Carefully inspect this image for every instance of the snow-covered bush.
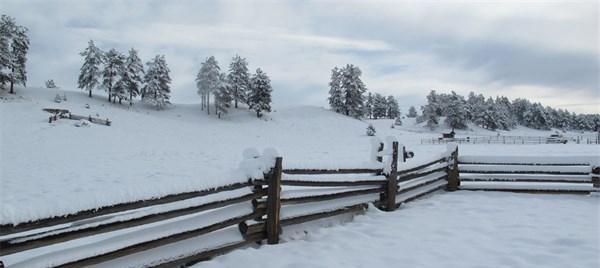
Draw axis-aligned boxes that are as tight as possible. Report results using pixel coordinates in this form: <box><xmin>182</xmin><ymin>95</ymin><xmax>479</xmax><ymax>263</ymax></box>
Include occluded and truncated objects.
<box><xmin>366</xmin><ymin>124</ymin><xmax>376</xmax><ymax>136</ymax></box>
<box><xmin>45</xmin><ymin>80</ymin><xmax>57</xmax><ymax>88</ymax></box>
<box><xmin>74</xmin><ymin>119</ymin><xmax>91</xmax><ymax>127</ymax></box>
<box><xmin>394</xmin><ymin>117</ymin><xmax>402</xmax><ymax>126</ymax></box>
<box><xmin>54</xmin><ymin>94</ymin><xmax>62</xmax><ymax>103</ymax></box>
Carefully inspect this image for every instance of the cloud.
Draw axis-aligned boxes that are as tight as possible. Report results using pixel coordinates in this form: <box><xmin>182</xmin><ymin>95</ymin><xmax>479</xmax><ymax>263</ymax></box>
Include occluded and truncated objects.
<box><xmin>2</xmin><ymin>0</ymin><xmax>598</xmax><ymax>113</ymax></box>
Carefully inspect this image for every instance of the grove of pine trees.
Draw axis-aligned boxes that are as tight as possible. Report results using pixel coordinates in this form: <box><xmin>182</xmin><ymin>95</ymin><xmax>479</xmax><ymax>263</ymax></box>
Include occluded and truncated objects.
<box><xmin>329</xmin><ymin>64</ymin><xmax>400</xmax><ymax>121</ymax></box>
<box><xmin>77</xmin><ymin>40</ymin><xmax>167</xmax><ymax>108</ymax></box>
<box><xmin>196</xmin><ymin>55</ymin><xmax>272</xmax><ymax>118</ymax></box>
<box><xmin>420</xmin><ymin>90</ymin><xmax>600</xmax><ymax>131</ymax></box>
<box><xmin>0</xmin><ymin>15</ymin><xmax>30</xmax><ymax>94</ymax></box>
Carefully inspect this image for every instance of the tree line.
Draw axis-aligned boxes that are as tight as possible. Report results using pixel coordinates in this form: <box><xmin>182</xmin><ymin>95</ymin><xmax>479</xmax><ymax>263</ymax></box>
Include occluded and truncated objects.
<box><xmin>0</xmin><ymin>15</ymin><xmax>30</xmax><ymax>94</ymax></box>
<box><xmin>78</xmin><ymin>40</ymin><xmax>272</xmax><ymax>117</ymax></box>
<box><xmin>419</xmin><ymin>90</ymin><xmax>600</xmax><ymax>131</ymax></box>
<box><xmin>328</xmin><ymin>64</ymin><xmax>400</xmax><ymax>120</ymax></box>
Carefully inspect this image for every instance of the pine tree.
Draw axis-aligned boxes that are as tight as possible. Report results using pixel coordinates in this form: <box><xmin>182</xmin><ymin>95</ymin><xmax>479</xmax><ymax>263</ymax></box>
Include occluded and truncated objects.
<box><xmin>102</xmin><ymin>49</ymin><xmax>125</xmax><ymax>102</ymax></box>
<box><xmin>495</xmin><ymin>96</ymin><xmax>516</xmax><ymax>130</ymax></box>
<box><xmin>340</xmin><ymin>64</ymin><xmax>366</xmax><ymax>118</ymax></box>
<box><xmin>328</xmin><ymin>67</ymin><xmax>344</xmax><ymax>113</ymax></box>
<box><xmin>386</xmin><ymin>95</ymin><xmax>400</xmax><ymax>119</ymax></box>
<box><xmin>227</xmin><ymin>55</ymin><xmax>250</xmax><ymax>108</ymax></box>
<box><xmin>480</xmin><ymin>97</ymin><xmax>502</xmax><ymax>130</ymax></box>
<box><xmin>407</xmin><ymin>106</ymin><xmax>418</xmax><ymax>118</ymax></box>
<box><xmin>422</xmin><ymin>104</ymin><xmax>439</xmax><ymax>130</ymax></box>
<box><xmin>248</xmin><ymin>68</ymin><xmax>272</xmax><ymax>118</ymax></box>
<box><xmin>119</xmin><ymin>48</ymin><xmax>144</xmax><ymax>106</ymax></box>
<box><xmin>0</xmin><ymin>17</ymin><xmax>10</xmax><ymax>89</ymax></box>
<box><xmin>0</xmin><ymin>15</ymin><xmax>29</xmax><ymax>94</ymax></box>
<box><xmin>467</xmin><ymin>92</ymin><xmax>486</xmax><ymax>128</ymax></box>
<box><xmin>77</xmin><ymin>40</ymin><xmax>104</xmax><ymax>98</ymax></box>
<box><xmin>372</xmin><ymin>93</ymin><xmax>387</xmax><ymax>119</ymax></box>
<box><xmin>196</xmin><ymin>56</ymin><xmax>220</xmax><ymax>115</ymax></box>
<box><xmin>444</xmin><ymin>91</ymin><xmax>468</xmax><ymax>129</ymax></box>
<box><xmin>142</xmin><ymin>55</ymin><xmax>171</xmax><ymax>109</ymax></box>
<box><xmin>214</xmin><ymin>73</ymin><xmax>232</xmax><ymax>118</ymax></box>
<box><xmin>366</xmin><ymin>124</ymin><xmax>376</xmax><ymax>136</ymax></box>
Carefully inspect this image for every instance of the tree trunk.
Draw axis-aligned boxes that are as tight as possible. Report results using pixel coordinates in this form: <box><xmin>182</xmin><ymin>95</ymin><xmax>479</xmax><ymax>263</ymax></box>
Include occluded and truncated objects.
<box><xmin>130</xmin><ymin>91</ymin><xmax>133</xmax><ymax>106</ymax></box>
<box><xmin>256</xmin><ymin>110</ymin><xmax>260</xmax><ymax>117</ymax></box>
<box><xmin>9</xmin><ymin>67</ymin><xmax>14</xmax><ymax>94</ymax></box>
<box><xmin>89</xmin><ymin>89</ymin><xmax>92</xmax><ymax>98</ymax></box>
<box><xmin>235</xmin><ymin>92</ymin><xmax>238</xmax><ymax>108</ymax></box>
<box><xmin>207</xmin><ymin>92</ymin><xmax>210</xmax><ymax>115</ymax></box>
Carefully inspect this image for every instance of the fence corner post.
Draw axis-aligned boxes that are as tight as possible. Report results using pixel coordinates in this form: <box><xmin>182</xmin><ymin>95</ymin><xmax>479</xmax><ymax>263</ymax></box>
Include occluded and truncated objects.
<box><xmin>266</xmin><ymin>157</ymin><xmax>282</xmax><ymax>244</ymax></box>
<box><xmin>592</xmin><ymin>167</ymin><xmax>600</xmax><ymax>192</ymax></box>
<box><xmin>384</xmin><ymin>142</ymin><xmax>399</xmax><ymax>211</ymax></box>
<box><xmin>446</xmin><ymin>147</ymin><xmax>460</xmax><ymax>191</ymax></box>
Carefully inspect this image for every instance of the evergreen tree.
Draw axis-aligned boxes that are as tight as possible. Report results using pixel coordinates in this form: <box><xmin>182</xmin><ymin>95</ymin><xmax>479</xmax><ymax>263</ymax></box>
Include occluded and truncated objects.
<box><xmin>77</xmin><ymin>40</ymin><xmax>104</xmax><ymax>98</ymax></box>
<box><xmin>366</xmin><ymin>124</ymin><xmax>376</xmax><ymax>136</ymax></box>
<box><xmin>480</xmin><ymin>98</ymin><xmax>501</xmax><ymax>130</ymax></box>
<box><xmin>328</xmin><ymin>67</ymin><xmax>344</xmax><ymax>113</ymax></box>
<box><xmin>372</xmin><ymin>93</ymin><xmax>387</xmax><ymax>119</ymax></box>
<box><xmin>142</xmin><ymin>55</ymin><xmax>171</xmax><ymax>109</ymax></box>
<box><xmin>407</xmin><ymin>106</ymin><xmax>418</xmax><ymax>118</ymax></box>
<box><xmin>444</xmin><ymin>91</ymin><xmax>468</xmax><ymax>129</ymax></box>
<box><xmin>102</xmin><ymin>48</ymin><xmax>124</xmax><ymax>102</ymax></box>
<box><xmin>196</xmin><ymin>56</ymin><xmax>220</xmax><ymax>115</ymax></box>
<box><xmin>0</xmin><ymin>15</ymin><xmax>29</xmax><ymax>94</ymax></box>
<box><xmin>467</xmin><ymin>92</ymin><xmax>486</xmax><ymax>127</ymax></box>
<box><xmin>119</xmin><ymin>48</ymin><xmax>144</xmax><ymax>106</ymax></box>
<box><xmin>495</xmin><ymin>96</ymin><xmax>516</xmax><ymax>130</ymax></box>
<box><xmin>523</xmin><ymin>103</ymin><xmax>550</xmax><ymax>130</ymax></box>
<box><xmin>0</xmin><ymin>17</ymin><xmax>9</xmax><ymax>89</ymax></box>
<box><xmin>386</xmin><ymin>95</ymin><xmax>400</xmax><ymax>119</ymax></box>
<box><xmin>511</xmin><ymin>98</ymin><xmax>531</xmax><ymax>125</ymax></box>
<box><xmin>214</xmin><ymin>73</ymin><xmax>232</xmax><ymax>118</ymax></box>
<box><xmin>227</xmin><ymin>55</ymin><xmax>250</xmax><ymax>108</ymax></box>
<box><xmin>340</xmin><ymin>64</ymin><xmax>366</xmax><ymax>118</ymax></box>
<box><xmin>422</xmin><ymin>104</ymin><xmax>439</xmax><ymax>130</ymax></box>
<box><xmin>248</xmin><ymin>68</ymin><xmax>272</xmax><ymax>118</ymax></box>
<box><xmin>364</xmin><ymin>92</ymin><xmax>374</xmax><ymax>119</ymax></box>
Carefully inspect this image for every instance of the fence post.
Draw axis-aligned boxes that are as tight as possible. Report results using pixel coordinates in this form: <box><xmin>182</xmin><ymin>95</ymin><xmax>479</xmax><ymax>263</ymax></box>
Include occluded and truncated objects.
<box><xmin>266</xmin><ymin>157</ymin><xmax>282</xmax><ymax>244</ymax></box>
<box><xmin>384</xmin><ymin>142</ymin><xmax>399</xmax><ymax>211</ymax></box>
<box><xmin>446</xmin><ymin>147</ymin><xmax>460</xmax><ymax>191</ymax></box>
<box><xmin>592</xmin><ymin>167</ymin><xmax>600</xmax><ymax>192</ymax></box>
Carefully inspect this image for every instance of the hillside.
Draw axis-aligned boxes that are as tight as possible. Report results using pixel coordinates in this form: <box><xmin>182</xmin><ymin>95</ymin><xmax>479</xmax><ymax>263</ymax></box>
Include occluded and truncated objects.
<box><xmin>1</xmin><ymin>86</ymin><xmax>598</xmax><ymax>225</ymax></box>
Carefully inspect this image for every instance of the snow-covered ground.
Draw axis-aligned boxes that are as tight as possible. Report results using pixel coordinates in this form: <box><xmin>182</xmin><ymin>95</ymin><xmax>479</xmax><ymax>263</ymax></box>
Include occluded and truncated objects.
<box><xmin>1</xmin><ymin>86</ymin><xmax>599</xmax><ymax>225</ymax></box>
<box><xmin>199</xmin><ymin>191</ymin><xmax>600</xmax><ymax>268</ymax></box>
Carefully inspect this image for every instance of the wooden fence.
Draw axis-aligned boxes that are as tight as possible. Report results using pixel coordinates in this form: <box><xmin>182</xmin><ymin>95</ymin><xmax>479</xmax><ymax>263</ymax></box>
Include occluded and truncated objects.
<box><xmin>421</xmin><ymin>134</ymin><xmax>600</xmax><ymax>145</ymax></box>
<box><xmin>1</xmin><ymin>145</ymin><xmax>598</xmax><ymax>267</ymax></box>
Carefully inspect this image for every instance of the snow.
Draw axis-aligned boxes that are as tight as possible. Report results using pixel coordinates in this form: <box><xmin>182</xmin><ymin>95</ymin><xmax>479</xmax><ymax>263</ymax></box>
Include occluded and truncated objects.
<box><xmin>459</xmin><ymin>164</ymin><xmax>592</xmax><ymax>173</ymax></box>
<box><xmin>460</xmin><ymin>181</ymin><xmax>594</xmax><ymax>191</ymax></box>
<box><xmin>199</xmin><ymin>192</ymin><xmax>600</xmax><ymax>268</ymax></box>
<box><xmin>2</xmin><ymin>86</ymin><xmax>600</xmax><ymax>266</ymax></box>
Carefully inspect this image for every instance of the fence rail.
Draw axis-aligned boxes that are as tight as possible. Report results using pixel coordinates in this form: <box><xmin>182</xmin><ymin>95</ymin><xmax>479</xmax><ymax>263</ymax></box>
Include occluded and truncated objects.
<box><xmin>1</xmin><ymin>144</ymin><xmax>598</xmax><ymax>267</ymax></box>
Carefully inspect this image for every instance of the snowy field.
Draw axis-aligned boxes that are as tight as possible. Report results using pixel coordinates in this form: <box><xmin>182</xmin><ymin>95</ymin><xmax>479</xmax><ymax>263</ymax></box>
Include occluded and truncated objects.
<box><xmin>1</xmin><ymin>86</ymin><xmax>599</xmax><ymax>225</ymax></box>
<box><xmin>200</xmin><ymin>191</ymin><xmax>600</xmax><ymax>268</ymax></box>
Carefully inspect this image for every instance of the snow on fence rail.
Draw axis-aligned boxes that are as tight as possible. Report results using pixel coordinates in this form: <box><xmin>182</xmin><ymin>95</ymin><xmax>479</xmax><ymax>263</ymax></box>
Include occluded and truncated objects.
<box><xmin>1</xmin><ymin>143</ymin><xmax>598</xmax><ymax>267</ymax></box>
<box><xmin>458</xmin><ymin>155</ymin><xmax>599</xmax><ymax>194</ymax></box>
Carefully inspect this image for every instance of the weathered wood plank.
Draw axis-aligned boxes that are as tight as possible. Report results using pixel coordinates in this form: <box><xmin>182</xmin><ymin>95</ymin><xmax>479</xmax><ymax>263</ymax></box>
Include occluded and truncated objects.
<box><xmin>458</xmin><ymin>162</ymin><xmax>590</xmax><ymax>166</ymax></box>
<box><xmin>384</xmin><ymin>141</ymin><xmax>398</xmax><ymax>211</ymax></box>
<box><xmin>398</xmin><ymin>166</ymin><xmax>447</xmax><ymax>182</ymax></box>
<box><xmin>397</xmin><ymin>157</ymin><xmax>447</xmax><ymax>176</ymax></box>
<box><xmin>0</xmin><ymin>191</ymin><xmax>265</xmax><ymax>256</ymax></box>
<box><xmin>459</xmin><ymin>178</ymin><xmax>592</xmax><ymax>183</ymax></box>
<box><xmin>150</xmin><ymin>233</ymin><xmax>265</xmax><ymax>268</ymax></box>
<box><xmin>458</xmin><ymin>170</ymin><xmax>589</xmax><ymax>175</ymax></box>
<box><xmin>397</xmin><ymin>175</ymin><xmax>448</xmax><ymax>194</ymax></box>
<box><xmin>54</xmin><ymin>211</ymin><xmax>262</xmax><ymax>268</ymax></box>
<box><xmin>280</xmin><ymin>187</ymin><xmax>382</xmax><ymax>205</ymax></box>
<box><xmin>0</xmin><ymin>182</ymin><xmax>251</xmax><ymax>236</ymax></box>
<box><xmin>280</xmin><ymin>203</ymin><xmax>369</xmax><ymax>227</ymax></box>
<box><xmin>280</xmin><ymin>180</ymin><xmax>387</xmax><ymax>187</ymax></box>
<box><xmin>459</xmin><ymin>188</ymin><xmax>591</xmax><ymax>194</ymax></box>
<box><xmin>282</xmin><ymin>169</ymin><xmax>383</xmax><ymax>175</ymax></box>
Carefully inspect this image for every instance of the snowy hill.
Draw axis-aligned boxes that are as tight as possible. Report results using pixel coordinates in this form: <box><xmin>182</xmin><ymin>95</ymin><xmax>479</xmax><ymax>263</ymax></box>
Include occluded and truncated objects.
<box><xmin>1</xmin><ymin>86</ymin><xmax>599</xmax><ymax>224</ymax></box>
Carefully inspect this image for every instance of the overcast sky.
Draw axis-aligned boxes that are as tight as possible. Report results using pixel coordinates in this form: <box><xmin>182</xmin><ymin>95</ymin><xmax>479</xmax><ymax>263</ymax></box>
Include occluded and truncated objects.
<box><xmin>4</xmin><ymin>0</ymin><xmax>599</xmax><ymax>113</ymax></box>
